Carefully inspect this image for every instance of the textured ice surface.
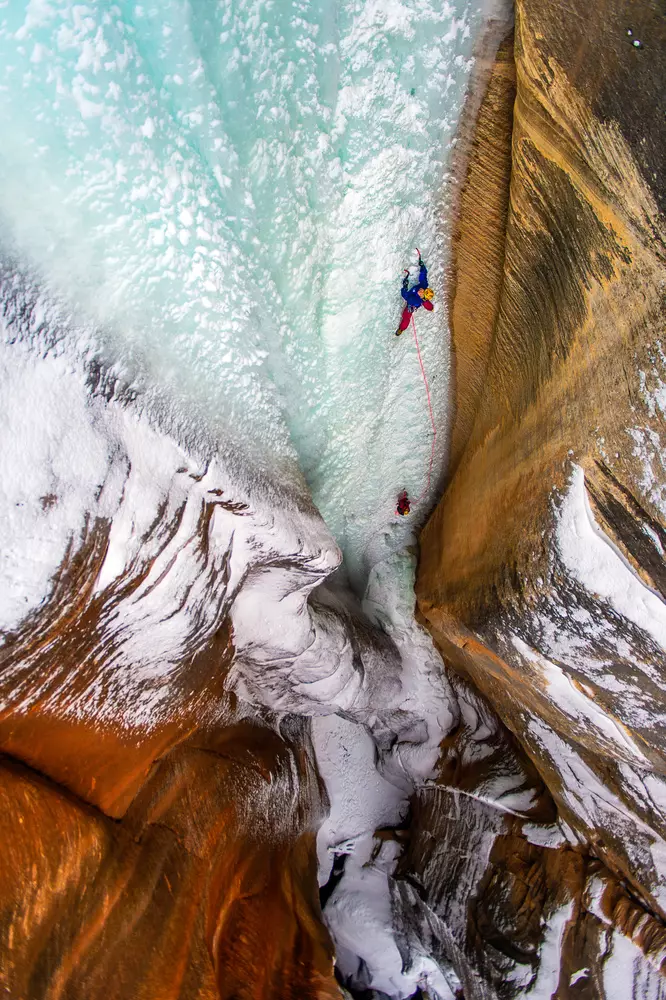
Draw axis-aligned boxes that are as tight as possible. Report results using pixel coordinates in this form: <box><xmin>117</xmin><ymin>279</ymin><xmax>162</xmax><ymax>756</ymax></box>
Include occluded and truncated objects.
<box><xmin>0</xmin><ymin>2</ymin><xmax>503</xmax><ymax>997</ymax></box>
<box><xmin>0</xmin><ymin>0</ymin><xmax>492</xmax><ymax>596</ymax></box>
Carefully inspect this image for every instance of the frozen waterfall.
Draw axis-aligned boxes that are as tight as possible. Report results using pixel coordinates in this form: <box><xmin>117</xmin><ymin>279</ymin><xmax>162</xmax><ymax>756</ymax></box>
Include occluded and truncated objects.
<box><xmin>0</xmin><ymin>2</ymin><xmax>507</xmax><ymax>997</ymax></box>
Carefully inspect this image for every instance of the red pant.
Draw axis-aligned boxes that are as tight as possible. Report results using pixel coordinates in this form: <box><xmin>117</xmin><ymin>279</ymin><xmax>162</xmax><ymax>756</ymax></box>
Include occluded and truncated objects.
<box><xmin>397</xmin><ymin>306</ymin><xmax>413</xmax><ymax>332</ymax></box>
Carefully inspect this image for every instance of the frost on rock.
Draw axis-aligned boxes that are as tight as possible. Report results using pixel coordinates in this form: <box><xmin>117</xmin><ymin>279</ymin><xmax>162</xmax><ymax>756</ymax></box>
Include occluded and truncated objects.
<box><xmin>0</xmin><ymin>267</ymin><xmax>462</xmax><ymax>998</ymax></box>
<box><xmin>0</xmin><ymin>0</ymin><xmax>497</xmax><ymax>991</ymax></box>
<box><xmin>485</xmin><ymin>465</ymin><xmax>666</xmax><ymax>915</ymax></box>
<box><xmin>3</xmin><ymin>0</ymin><xmax>665</xmax><ymax>997</ymax></box>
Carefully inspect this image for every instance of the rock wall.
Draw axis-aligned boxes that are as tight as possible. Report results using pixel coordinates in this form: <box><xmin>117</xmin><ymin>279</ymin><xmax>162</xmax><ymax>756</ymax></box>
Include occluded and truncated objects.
<box><xmin>414</xmin><ymin>0</ymin><xmax>666</xmax><ymax>994</ymax></box>
<box><xmin>0</xmin><ymin>719</ymin><xmax>338</xmax><ymax>1000</ymax></box>
<box><xmin>445</xmin><ymin>28</ymin><xmax>516</xmax><ymax>479</ymax></box>
<box><xmin>0</xmin><ymin>561</ymin><xmax>339</xmax><ymax>999</ymax></box>
<box><xmin>0</xmin><ymin>277</ymin><xmax>345</xmax><ymax>998</ymax></box>
<box><xmin>2</xmin><ymin>1</ymin><xmax>665</xmax><ymax>997</ymax></box>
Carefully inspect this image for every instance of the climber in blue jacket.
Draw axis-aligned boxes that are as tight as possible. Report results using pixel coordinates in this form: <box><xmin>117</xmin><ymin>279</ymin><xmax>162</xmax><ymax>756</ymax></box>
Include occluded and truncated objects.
<box><xmin>395</xmin><ymin>250</ymin><xmax>434</xmax><ymax>335</ymax></box>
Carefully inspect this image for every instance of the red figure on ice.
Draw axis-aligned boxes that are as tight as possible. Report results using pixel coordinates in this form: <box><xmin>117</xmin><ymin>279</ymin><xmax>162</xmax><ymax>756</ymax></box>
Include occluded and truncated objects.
<box><xmin>395</xmin><ymin>249</ymin><xmax>434</xmax><ymax>336</ymax></box>
<box><xmin>396</xmin><ymin>490</ymin><xmax>411</xmax><ymax>517</ymax></box>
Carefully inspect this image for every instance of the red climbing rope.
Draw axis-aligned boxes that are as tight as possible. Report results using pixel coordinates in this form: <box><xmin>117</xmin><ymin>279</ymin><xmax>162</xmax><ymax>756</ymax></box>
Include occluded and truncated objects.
<box><xmin>410</xmin><ymin>312</ymin><xmax>437</xmax><ymax>505</ymax></box>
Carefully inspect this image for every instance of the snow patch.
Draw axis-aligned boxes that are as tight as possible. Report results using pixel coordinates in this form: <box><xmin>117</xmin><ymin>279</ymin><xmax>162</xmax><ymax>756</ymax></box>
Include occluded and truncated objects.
<box><xmin>0</xmin><ymin>335</ymin><xmax>113</xmax><ymax>632</ymax></box>
<box><xmin>522</xmin><ymin>823</ymin><xmax>568</xmax><ymax>850</ymax></box>
<box><xmin>511</xmin><ymin>633</ymin><xmax>650</xmax><ymax>765</ymax></box>
<box><xmin>526</xmin><ymin>901</ymin><xmax>574</xmax><ymax>997</ymax></box>
<box><xmin>570</xmin><ymin>967</ymin><xmax>589</xmax><ymax>986</ymax></box>
<box><xmin>313</xmin><ymin>713</ymin><xmax>406</xmax><ymax>884</ymax></box>
<box><xmin>556</xmin><ymin>465</ymin><xmax>666</xmax><ymax>651</ymax></box>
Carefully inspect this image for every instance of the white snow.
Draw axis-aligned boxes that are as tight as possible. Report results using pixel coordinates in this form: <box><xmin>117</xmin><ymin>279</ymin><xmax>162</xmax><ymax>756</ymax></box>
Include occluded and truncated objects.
<box><xmin>0</xmin><ymin>334</ymin><xmax>113</xmax><ymax>632</ymax></box>
<box><xmin>569</xmin><ymin>967</ymin><xmax>589</xmax><ymax>986</ymax></box>
<box><xmin>511</xmin><ymin>633</ymin><xmax>650</xmax><ymax>765</ymax></box>
<box><xmin>324</xmin><ymin>835</ymin><xmax>413</xmax><ymax>996</ymax></box>
<box><xmin>602</xmin><ymin>926</ymin><xmax>666</xmax><ymax>999</ymax></box>
<box><xmin>522</xmin><ymin>822</ymin><xmax>568</xmax><ymax>850</ymax></box>
<box><xmin>0</xmin><ymin>324</ymin><xmax>342</xmax><ymax>726</ymax></box>
<box><xmin>525</xmin><ymin>900</ymin><xmax>574</xmax><ymax>997</ymax></box>
<box><xmin>313</xmin><ymin>714</ymin><xmax>406</xmax><ymax>884</ymax></box>
<box><xmin>310</xmin><ymin>569</ymin><xmax>461</xmax><ymax>997</ymax></box>
<box><xmin>557</xmin><ymin>464</ymin><xmax>666</xmax><ymax>651</ymax></box>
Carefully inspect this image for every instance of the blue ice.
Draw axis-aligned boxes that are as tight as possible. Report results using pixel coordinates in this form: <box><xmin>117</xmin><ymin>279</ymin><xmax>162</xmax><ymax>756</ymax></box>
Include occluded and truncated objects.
<box><xmin>0</xmin><ymin>0</ymin><xmax>486</xmax><ymax>594</ymax></box>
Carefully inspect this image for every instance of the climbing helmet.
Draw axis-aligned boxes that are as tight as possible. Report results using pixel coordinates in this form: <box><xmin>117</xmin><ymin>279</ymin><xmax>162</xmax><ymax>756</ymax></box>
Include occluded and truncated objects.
<box><xmin>422</xmin><ymin>287</ymin><xmax>434</xmax><ymax>301</ymax></box>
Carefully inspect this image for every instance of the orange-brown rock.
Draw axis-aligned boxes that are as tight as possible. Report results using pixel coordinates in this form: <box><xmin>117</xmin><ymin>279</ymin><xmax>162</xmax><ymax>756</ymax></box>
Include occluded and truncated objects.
<box><xmin>3</xmin><ymin>0</ymin><xmax>666</xmax><ymax>995</ymax></box>
<box><xmin>0</xmin><ymin>517</ymin><xmax>340</xmax><ymax>997</ymax></box>
<box><xmin>415</xmin><ymin>0</ymin><xmax>666</xmax><ymax>992</ymax></box>
<box><xmin>446</xmin><ymin>28</ymin><xmax>516</xmax><ymax>479</ymax></box>
<box><xmin>425</xmin><ymin>1</ymin><xmax>666</xmax><ymax>626</ymax></box>
<box><xmin>0</xmin><ymin>716</ymin><xmax>339</xmax><ymax>1000</ymax></box>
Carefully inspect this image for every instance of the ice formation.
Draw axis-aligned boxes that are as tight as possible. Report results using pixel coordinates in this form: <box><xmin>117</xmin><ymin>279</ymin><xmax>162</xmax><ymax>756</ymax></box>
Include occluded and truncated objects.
<box><xmin>0</xmin><ymin>1</ymin><xmax>510</xmax><ymax>996</ymax></box>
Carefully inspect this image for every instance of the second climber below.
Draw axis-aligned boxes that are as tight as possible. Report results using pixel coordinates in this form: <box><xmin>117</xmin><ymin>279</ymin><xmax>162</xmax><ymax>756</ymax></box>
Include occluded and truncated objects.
<box><xmin>395</xmin><ymin>249</ymin><xmax>434</xmax><ymax>336</ymax></box>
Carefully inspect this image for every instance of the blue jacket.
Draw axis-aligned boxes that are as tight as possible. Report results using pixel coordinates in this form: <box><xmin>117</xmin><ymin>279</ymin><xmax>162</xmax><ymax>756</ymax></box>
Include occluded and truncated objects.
<box><xmin>401</xmin><ymin>263</ymin><xmax>428</xmax><ymax>310</ymax></box>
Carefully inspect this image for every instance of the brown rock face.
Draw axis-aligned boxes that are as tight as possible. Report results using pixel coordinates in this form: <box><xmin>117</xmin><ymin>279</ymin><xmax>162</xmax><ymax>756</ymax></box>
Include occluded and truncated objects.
<box><xmin>0</xmin><ymin>260</ymin><xmax>347</xmax><ymax>1000</ymax></box>
<box><xmin>0</xmin><ymin>717</ymin><xmax>339</xmax><ymax>1000</ymax></box>
<box><xmin>414</xmin><ymin>0</ymin><xmax>666</xmax><ymax>993</ymax></box>
<box><xmin>446</xmin><ymin>30</ymin><xmax>516</xmax><ymax>479</ymax></box>
<box><xmin>393</xmin><ymin>675</ymin><xmax>666</xmax><ymax>998</ymax></box>
<box><xmin>2</xmin><ymin>1</ymin><xmax>666</xmax><ymax>996</ymax></box>
<box><xmin>0</xmin><ymin>470</ymin><xmax>340</xmax><ymax>996</ymax></box>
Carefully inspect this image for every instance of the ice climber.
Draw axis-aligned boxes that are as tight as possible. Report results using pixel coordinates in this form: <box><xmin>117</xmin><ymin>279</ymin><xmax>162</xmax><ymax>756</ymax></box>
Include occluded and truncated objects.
<box><xmin>396</xmin><ymin>490</ymin><xmax>411</xmax><ymax>517</ymax></box>
<box><xmin>395</xmin><ymin>250</ymin><xmax>434</xmax><ymax>336</ymax></box>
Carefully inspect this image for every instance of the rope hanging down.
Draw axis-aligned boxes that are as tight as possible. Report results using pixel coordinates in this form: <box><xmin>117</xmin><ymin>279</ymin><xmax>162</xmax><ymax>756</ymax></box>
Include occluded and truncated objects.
<box><xmin>411</xmin><ymin>312</ymin><xmax>436</xmax><ymax>505</ymax></box>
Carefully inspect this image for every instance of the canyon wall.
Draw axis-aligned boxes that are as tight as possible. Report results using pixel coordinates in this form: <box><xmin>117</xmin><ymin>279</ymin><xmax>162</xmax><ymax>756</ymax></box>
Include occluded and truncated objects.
<box><xmin>1</xmin><ymin>0</ymin><xmax>665</xmax><ymax>997</ymax></box>
<box><xmin>0</xmin><ymin>719</ymin><xmax>337</xmax><ymax>1000</ymax></box>
<box><xmin>414</xmin><ymin>0</ymin><xmax>666</xmax><ymax>995</ymax></box>
<box><xmin>0</xmin><ymin>540</ymin><xmax>340</xmax><ymax>999</ymax></box>
<box><xmin>0</xmin><ymin>278</ymin><xmax>345</xmax><ymax>999</ymax></box>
